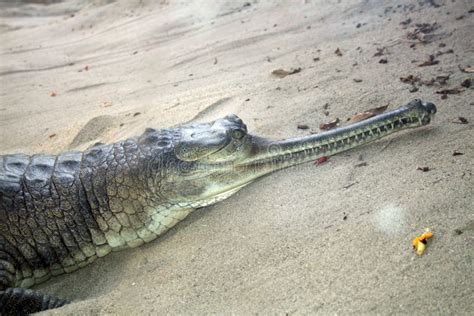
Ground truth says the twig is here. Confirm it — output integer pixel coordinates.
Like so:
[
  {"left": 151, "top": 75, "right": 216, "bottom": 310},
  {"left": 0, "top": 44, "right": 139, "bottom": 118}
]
[{"left": 343, "top": 181, "right": 359, "bottom": 189}]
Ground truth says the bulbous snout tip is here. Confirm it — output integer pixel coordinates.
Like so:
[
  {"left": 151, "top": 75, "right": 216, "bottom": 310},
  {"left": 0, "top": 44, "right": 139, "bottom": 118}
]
[{"left": 421, "top": 101, "right": 437, "bottom": 115}]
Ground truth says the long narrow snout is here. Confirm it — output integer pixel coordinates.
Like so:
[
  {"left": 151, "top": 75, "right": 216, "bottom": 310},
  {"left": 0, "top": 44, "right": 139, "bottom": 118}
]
[{"left": 241, "top": 99, "right": 436, "bottom": 173}]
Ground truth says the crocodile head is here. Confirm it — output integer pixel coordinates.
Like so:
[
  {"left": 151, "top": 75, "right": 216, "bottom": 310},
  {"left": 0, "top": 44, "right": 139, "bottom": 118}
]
[{"left": 162, "top": 99, "right": 436, "bottom": 207}]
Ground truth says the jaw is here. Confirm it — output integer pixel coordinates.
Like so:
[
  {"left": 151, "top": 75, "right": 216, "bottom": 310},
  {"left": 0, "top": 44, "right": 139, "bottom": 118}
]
[{"left": 231, "top": 99, "right": 435, "bottom": 180}]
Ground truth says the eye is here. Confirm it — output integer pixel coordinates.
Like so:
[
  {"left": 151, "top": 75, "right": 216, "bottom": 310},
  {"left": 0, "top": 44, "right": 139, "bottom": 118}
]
[{"left": 231, "top": 129, "right": 245, "bottom": 139}]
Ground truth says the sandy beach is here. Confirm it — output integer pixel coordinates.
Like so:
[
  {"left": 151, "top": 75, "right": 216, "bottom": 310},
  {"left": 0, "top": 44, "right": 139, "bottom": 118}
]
[{"left": 0, "top": 0, "right": 473, "bottom": 314}]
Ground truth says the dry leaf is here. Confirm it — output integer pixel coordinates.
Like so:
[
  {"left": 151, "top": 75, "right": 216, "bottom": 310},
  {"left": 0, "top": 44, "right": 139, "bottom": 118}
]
[
  {"left": 400, "top": 75, "right": 420, "bottom": 84},
  {"left": 460, "top": 79, "right": 472, "bottom": 88},
  {"left": 348, "top": 104, "right": 389, "bottom": 123},
  {"left": 400, "top": 74, "right": 450, "bottom": 86},
  {"left": 319, "top": 118, "right": 340, "bottom": 130},
  {"left": 102, "top": 101, "right": 113, "bottom": 107},
  {"left": 418, "top": 55, "right": 439, "bottom": 67},
  {"left": 400, "top": 18, "right": 411, "bottom": 27},
  {"left": 373, "top": 47, "right": 386, "bottom": 57},
  {"left": 409, "top": 86, "right": 418, "bottom": 93},
  {"left": 452, "top": 117, "right": 468, "bottom": 124},
  {"left": 271, "top": 68, "right": 302, "bottom": 78},
  {"left": 461, "top": 66, "right": 474, "bottom": 73},
  {"left": 407, "top": 23, "right": 441, "bottom": 43},
  {"left": 435, "top": 48, "right": 454, "bottom": 56},
  {"left": 366, "top": 104, "right": 389, "bottom": 115},
  {"left": 435, "top": 88, "right": 462, "bottom": 95},
  {"left": 348, "top": 112, "right": 375, "bottom": 123},
  {"left": 314, "top": 156, "right": 329, "bottom": 165},
  {"left": 435, "top": 74, "right": 450, "bottom": 85}
]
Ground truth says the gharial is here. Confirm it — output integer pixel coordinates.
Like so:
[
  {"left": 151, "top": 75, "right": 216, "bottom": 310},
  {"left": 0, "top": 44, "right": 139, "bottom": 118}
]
[{"left": 0, "top": 99, "right": 436, "bottom": 315}]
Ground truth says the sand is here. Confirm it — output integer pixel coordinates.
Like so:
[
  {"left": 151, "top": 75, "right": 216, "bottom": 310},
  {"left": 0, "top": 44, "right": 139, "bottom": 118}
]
[{"left": 0, "top": 0, "right": 473, "bottom": 314}]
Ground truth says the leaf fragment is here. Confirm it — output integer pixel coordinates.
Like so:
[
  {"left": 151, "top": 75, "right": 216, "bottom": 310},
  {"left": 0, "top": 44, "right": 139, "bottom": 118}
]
[
  {"left": 400, "top": 75, "right": 420, "bottom": 84},
  {"left": 271, "top": 68, "right": 302, "bottom": 78},
  {"left": 348, "top": 104, "right": 389, "bottom": 123},
  {"left": 314, "top": 156, "right": 328, "bottom": 165},
  {"left": 319, "top": 118, "right": 340, "bottom": 130},
  {"left": 418, "top": 55, "right": 439, "bottom": 67},
  {"left": 452, "top": 117, "right": 468, "bottom": 124},
  {"left": 417, "top": 166, "right": 430, "bottom": 172},
  {"left": 435, "top": 88, "right": 462, "bottom": 95},
  {"left": 460, "top": 66, "right": 474, "bottom": 73}
]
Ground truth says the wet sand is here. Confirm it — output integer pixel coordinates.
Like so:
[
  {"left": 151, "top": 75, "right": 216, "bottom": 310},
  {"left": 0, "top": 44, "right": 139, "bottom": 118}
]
[{"left": 0, "top": 0, "right": 473, "bottom": 314}]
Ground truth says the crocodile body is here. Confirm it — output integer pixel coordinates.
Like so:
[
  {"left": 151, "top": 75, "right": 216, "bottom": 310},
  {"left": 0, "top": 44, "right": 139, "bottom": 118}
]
[
  {"left": 0, "top": 129, "right": 185, "bottom": 289},
  {"left": 0, "top": 99, "right": 436, "bottom": 314}
]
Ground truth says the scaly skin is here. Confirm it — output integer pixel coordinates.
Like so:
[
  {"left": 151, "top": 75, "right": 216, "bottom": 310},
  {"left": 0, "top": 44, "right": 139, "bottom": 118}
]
[{"left": 0, "top": 99, "right": 436, "bottom": 314}]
